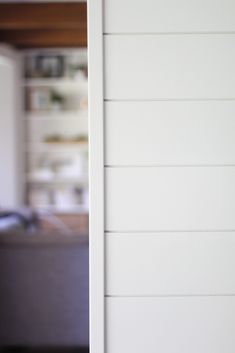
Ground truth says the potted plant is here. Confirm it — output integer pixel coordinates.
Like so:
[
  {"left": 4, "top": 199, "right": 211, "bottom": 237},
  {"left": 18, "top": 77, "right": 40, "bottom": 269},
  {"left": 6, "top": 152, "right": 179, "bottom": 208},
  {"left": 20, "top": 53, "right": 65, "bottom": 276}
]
[{"left": 50, "top": 91, "right": 65, "bottom": 111}]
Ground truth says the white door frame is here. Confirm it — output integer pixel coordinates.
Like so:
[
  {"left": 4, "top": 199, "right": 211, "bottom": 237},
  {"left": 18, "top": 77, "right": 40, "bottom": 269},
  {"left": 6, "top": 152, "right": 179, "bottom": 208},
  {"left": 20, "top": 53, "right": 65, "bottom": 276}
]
[{"left": 88, "top": 1, "right": 105, "bottom": 353}]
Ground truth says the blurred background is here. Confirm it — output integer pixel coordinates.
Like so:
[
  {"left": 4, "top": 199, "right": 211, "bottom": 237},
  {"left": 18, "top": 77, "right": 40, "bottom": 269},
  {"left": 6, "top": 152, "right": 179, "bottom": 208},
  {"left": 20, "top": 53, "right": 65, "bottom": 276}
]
[{"left": 0, "top": 1, "right": 89, "bottom": 352}]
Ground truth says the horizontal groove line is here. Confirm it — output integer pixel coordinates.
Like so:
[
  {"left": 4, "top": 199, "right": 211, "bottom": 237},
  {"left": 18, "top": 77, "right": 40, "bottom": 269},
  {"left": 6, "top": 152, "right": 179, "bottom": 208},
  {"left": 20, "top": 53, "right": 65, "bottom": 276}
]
[
  {"left": 104, "top": 165, "right": 235, "bottom": 168},
  {"left": 105, "top": 294, "right": 235, "bottom": 298},
  {"left": 104, "top": 98, "right": 235, "bottom": 102},
  {"left": 103, "top": 32, "right": 235, "bottom": 36},
  {"left": 105, "top": 230, "right": 235, "bottom": 234}
]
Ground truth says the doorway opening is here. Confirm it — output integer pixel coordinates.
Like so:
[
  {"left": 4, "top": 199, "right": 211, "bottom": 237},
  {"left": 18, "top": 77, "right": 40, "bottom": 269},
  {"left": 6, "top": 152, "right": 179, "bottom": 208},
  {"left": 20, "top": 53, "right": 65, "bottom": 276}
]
[{"left": 0, "top": 2, "right": 89, "bottom": 352}]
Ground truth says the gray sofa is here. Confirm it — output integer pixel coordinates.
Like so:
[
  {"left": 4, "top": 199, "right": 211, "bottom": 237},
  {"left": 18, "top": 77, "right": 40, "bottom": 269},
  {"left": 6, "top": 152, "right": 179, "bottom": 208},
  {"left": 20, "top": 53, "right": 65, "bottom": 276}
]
[{"left": 0, "top": 233, "right": 89, "bottom": 348}]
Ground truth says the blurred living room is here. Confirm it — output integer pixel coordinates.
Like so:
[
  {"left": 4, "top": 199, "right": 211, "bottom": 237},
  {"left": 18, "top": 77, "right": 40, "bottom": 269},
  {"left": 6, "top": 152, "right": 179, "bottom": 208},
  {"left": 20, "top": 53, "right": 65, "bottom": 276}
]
[{"left": 0, "top": 1, "right": 89, "bottom": 353}]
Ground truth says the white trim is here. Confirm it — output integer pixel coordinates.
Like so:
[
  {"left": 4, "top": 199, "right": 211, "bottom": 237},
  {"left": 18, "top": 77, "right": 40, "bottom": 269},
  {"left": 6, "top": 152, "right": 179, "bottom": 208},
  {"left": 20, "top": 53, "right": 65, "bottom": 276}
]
[
  {"left": 88, "top": 1, "right": 105, "bottom": 353},
  {"left": 0, "top": 45, "right": 24, "bottom": 207}
]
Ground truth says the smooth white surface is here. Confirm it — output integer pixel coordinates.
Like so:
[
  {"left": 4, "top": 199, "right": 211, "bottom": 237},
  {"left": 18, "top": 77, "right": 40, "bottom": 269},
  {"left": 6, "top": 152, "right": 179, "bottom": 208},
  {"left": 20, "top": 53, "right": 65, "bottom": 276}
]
[
  {"left": 104, "top": 35, "right": 235, "bottom": 100},
  {"left": 106, "top": 233, "right": 235, "bottom": 296},
  {"left": 88, "top": 1, "right": 105, "bottom": 353},
  {"left": 105, "top": 101, "right": 235, "bottom": 166},
  {"left": 0, "top": 47, "right": 22, "bottom": 208},
  {"left": 105, "top": 167, "right": 235, "bottom": 231},
  {"left": 106, "top": 297, "right": 235, "bottom": 353},
  {"left": 104, "top": 0, "right": 235, "bottom": 33}
]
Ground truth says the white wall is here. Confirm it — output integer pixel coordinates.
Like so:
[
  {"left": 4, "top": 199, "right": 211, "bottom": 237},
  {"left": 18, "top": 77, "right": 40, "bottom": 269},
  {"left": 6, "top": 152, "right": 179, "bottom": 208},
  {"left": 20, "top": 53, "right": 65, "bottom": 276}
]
[
  {"left": 89, "top": 1, "right": 235, "bottom": 352},
  {"left": 0, "top": 46, "right": 23, "bottom": 208}
]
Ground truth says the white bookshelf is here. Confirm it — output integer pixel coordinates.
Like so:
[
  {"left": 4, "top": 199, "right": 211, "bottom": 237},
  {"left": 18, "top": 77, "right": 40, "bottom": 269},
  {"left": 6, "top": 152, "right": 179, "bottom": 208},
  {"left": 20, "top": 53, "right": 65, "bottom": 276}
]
[
  {"left": 23, "top": 48, "right": 88, "bottom": 213},
  {"left": 23, "top": 77, "right": 87, "bottom": 87},
  {"left": 25, "top": 110, "right": 88, "bottom": 120},
  {"left": 25, "top": 142, "right": 88, "bottom": 152},
  {"left": 35, "top": 205, "right": 88, "bottom": 214}
]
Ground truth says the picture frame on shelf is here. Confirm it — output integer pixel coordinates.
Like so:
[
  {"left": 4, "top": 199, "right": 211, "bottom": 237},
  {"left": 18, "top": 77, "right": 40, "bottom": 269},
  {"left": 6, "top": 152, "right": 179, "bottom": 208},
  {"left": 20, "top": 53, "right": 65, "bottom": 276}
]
[{"left": 36, "top": 55, "right": 64, "bottom": 78}]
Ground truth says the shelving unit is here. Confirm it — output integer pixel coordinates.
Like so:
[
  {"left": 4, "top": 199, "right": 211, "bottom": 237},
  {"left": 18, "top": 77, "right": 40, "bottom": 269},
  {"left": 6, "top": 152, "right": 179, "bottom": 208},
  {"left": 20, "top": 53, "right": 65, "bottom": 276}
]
[
  {"left": 25, "top": 111, "right": 88, "bottom": 120},
  {"left": 25, "top": 142, "right": 88, "bottom": 151},
  {"left": 23, "top": 48, "right": 88, "bottom": 214},
  {"left": 23, "top": 78, "right": 85, "bottom": 87}
]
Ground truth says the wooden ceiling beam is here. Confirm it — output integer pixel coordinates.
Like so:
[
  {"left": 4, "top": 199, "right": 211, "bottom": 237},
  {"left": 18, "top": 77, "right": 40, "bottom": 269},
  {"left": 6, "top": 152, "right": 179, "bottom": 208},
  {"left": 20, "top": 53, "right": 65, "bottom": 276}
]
[
  {"left": 0, "top": 29, "right": 87, "bottom": 48},
  {"left": 0, "top": 3, "right": 87, "bottom": 30}
]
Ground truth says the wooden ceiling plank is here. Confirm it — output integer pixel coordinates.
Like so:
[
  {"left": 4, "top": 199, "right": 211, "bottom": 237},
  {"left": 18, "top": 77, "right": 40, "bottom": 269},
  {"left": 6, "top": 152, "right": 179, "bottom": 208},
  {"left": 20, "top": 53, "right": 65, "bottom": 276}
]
[
  {"left": 0, "top": 3, "right": 87, "bottom": 30},
  {"left": 0, "top": 29, "right": 87, "bottom": 48}
]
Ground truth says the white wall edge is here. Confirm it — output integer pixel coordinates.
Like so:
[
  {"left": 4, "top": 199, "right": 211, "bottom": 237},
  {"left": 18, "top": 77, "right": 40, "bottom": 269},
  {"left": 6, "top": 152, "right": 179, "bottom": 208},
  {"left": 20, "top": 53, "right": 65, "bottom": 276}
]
[
  {"left": 0, "top": 45, "right": 24, "bottom": 207},
  {"left": 88, "top": 1, "right": 105, "bottom": 353}
]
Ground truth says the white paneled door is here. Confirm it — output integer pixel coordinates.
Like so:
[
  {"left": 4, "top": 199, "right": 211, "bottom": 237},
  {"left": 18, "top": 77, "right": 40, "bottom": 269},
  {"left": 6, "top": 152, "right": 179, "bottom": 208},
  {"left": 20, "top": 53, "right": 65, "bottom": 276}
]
[{"left": 89, "top": 1, "right": 235, "bottom": 352}]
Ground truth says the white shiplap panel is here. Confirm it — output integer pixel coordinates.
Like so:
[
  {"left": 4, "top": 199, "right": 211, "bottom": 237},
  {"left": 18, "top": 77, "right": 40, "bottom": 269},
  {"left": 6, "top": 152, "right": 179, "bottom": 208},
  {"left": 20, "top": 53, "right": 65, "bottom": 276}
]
[
  {"left": 104, "top": 35, "right": 235, "bottom": 100},
  {"left": 105, "top": 167, "right": 235, "bottom": 231},
  {"left": 106, "top": 233, "right": 235, "bottom": 296},
  {"left": 104, "top": 0, "right": 235, "bottom": 33},
  {"left": 106, "top": 297, "right": 235, "bottom": 353},
  {"left": 105, "top": 101, "right": 235, "bottom": 166}
]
